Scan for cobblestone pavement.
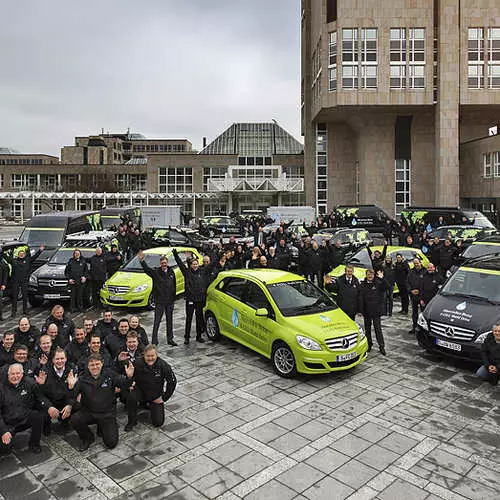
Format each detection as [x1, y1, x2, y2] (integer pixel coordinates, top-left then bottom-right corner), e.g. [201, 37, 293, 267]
[0, 300, 499, 500]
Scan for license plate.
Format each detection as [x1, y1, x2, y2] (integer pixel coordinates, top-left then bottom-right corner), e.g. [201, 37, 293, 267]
[336, 351, 358, 362]
[43, 293, 61, 299]
[436, 338, 462, 351]
[109, 295, 122, 301]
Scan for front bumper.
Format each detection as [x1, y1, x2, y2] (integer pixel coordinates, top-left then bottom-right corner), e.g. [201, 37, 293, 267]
[100, 289, 149, 308]
[295, 338, 369, 374]
[416, 327, 482, 364]
[28, 285, 72, 300]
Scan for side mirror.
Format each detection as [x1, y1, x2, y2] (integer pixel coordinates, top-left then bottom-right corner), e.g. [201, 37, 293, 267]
[255, 308, 269, 317]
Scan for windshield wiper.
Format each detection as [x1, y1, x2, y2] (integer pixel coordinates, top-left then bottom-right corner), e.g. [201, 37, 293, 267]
[442, 291, 498, 305]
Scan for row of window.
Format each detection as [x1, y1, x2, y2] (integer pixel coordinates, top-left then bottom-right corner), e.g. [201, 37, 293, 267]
[316, 124, 328, 215]
[0, 158, 48, 165]
[468, 28, 500, 89]
[158, 167, 193, 194]
[237, 156, 273, 166]
[132, 144, 187, 153]
[483, 152, 500, 178]
[328, 28, 425, 91]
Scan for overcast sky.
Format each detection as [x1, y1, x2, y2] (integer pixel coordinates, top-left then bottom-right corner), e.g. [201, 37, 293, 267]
[0, 0, 301, 156]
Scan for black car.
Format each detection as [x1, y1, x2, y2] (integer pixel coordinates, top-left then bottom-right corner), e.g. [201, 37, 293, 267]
[416, 255, 500, 364]
[314, 227, 372, 249]
[152, 228, 209, 251]
[333, 205, 391, 233]
[427, 225, 498, 246]
[199, 216, 241, 238]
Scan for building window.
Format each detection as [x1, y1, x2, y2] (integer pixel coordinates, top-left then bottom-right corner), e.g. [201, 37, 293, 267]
[77, 199, 88, 210]
[488, 28, 500, 89]
[11, 174, 38, 190]
[342, 28, 377, 90]
[494, 151, 500, 177]
[395, 160, 411, 216]
[52, 199, 64, 211]
[312, 39, 322, 102]
[468, 28, 485, 88]
[40, 175, 57, 190]
[33, 200, 42, 216]
[342, 28, 358, 89]
[342, 65, 358, 89]
[114, 174, 147, 192]
[60, 174, 79, 191]
[282, 165, 304, 178]
[0, 173, 3, 188]
[316, 123, 328, 215]
[409, 28, 425, 88]
[203, 201, 228, 217]
[390, 28, 406, 88]
[203, 167, 227, 190]
[326, 0, 337, 23]
[328, 31, 337, 91]
[11, 200, 24, 220]
[484, 153, 492, 178]
[361, 28, 377, 88]
[158, 167, 192, 193]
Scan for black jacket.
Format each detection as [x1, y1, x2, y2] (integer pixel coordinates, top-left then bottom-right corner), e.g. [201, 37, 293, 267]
[327, 274, 360, 318]
[43, 314, 75, 347]
[406, 267, 425, 297]
[13, 325, 40, 354]
[133, 325, 149, 346]
[358, 277, 388, 317]
[92, 319, 118, 340]
[173, 249, 212, 303]
[40, 363, 76, 407]
[88, 254, 109, 281]
[106, 251, 122, 276]
[0, 258, 9, 287]
[0, 376, 51, 434]
[140, 260, 176, 305]
[74, 368, 132, 418]
[64, 339, 88, 365]
[0, 344, 14, 367]
[439, 245, 456, 271]
[419, 271, 443, 306]
[11, 249, 42, 283]
[134, 357, 177, 402]
[65, 257, 88, 282]
[394, 260, 410, 287]
[105, 333, 127, 359]
[481, 333, 500, 367]
[77, 349, 112, 376]
[367, 245, 387, 272]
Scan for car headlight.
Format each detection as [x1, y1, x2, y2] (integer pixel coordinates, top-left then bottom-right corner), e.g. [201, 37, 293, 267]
[132, 284, 148, 293]
[357, 324, 365, 341]
[475, 331, 491, 344]
[29, 275, 37, 285]
[417, 313, 428, 330]
[296, 335, 322, 351]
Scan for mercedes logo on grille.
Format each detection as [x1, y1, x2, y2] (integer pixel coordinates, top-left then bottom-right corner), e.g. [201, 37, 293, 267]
[342, 338, 350, 349]
[445, 327, 455, 338]
[49, 280, 56, 288]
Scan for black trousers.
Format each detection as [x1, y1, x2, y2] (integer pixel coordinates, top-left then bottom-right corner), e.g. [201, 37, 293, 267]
[91, 280, 104, 309]
[11, 280, 29, 315]
[132, 386, 165, 427]
[397, 283, 409, 313]
[185, 301, 205, 339]
[410, 295, 420, 330]
[71, 409, 119, 449]
[70, 283, 84, 312]
[0, 288, 4, 319]
[119, 388, 141, 425]
[0, 410, 45, 454]
[363, 315, 385, 348]
[152, 303, 174, 344]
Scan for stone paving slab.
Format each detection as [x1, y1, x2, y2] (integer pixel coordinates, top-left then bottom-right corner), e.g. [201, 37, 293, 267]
[0, 301, 499, 499]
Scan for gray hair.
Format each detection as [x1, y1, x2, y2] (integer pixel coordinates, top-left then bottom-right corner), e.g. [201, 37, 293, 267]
[8, 363, 24, 375]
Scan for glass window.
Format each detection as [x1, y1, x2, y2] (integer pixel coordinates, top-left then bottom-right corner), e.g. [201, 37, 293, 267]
[494, 151, 500, 177]
[329, 31, 337, 91]
[158, 167, 192, 193]
[221, 278, 248, 302]
[483, 153, 492, 178]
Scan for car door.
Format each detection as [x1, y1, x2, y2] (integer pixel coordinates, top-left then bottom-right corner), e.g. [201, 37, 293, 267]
[244, 281, 275, 355]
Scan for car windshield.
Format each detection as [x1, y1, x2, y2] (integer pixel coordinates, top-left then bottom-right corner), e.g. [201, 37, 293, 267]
[346, 248, 372, 268]
[462, 244, 500, 260]
[441, 269, 500, 303]
[267, 280, 337, 317]
[463, 211, 496, 229]
[50, 248, 95, 264]
[123, 253, 175, 271]
[101, 216, 122, 229]
[20, 228, 64, 247]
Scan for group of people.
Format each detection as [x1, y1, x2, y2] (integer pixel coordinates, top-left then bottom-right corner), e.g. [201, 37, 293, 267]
[0, 306, 177, 454]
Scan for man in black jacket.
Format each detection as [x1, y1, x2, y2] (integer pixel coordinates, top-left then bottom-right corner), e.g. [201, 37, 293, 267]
[87, 247, 108, 310]
[406, 258, 425, 334]
[0, 363, 58, 454]
[69, 353, 134, 451]
[10, 245, 44, 317]
[77, 335, 112, 376]
[106, 245, 122, 277]
[173, 248, 213, 344]
[419, 263, 443, 310]
[477, 324, 500, 385]
[0, 332, 15, 367]
[65, 249, 88, 313]
[105, 318, 129, 359]
[0, 253, 9, 321]
[43, 305, 75, 347]
[92, 310, 118, 340]
[138, 250, 177, 346]
[358, 269, 388, 355]
[65, 326, 88, 365]
[133, 344, 177, 428]
[324, 265, 359, 320]
[394, 254, 410, 314]
[14, 317, 40, 354]
[0, 345, 40, 380]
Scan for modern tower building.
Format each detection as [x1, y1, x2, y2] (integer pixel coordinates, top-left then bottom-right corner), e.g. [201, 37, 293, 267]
[301, 0, 500, 218]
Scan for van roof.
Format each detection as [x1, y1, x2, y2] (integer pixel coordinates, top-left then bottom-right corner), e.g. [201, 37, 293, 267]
[403, 206, 461, 211]
[25, 211, 100, 227]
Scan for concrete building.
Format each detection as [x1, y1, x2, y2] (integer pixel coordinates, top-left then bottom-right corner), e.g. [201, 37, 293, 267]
[0, 123, 304, 221]
[301, 0, 500, 217]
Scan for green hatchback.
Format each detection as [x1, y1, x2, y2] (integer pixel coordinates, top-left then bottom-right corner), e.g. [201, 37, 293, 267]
[204, 269, 368, 377]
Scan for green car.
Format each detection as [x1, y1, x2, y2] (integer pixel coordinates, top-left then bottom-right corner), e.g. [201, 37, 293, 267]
[327, 245, 429, 294]
[101, 246, 202, 308]
[204, 269, 368, 377]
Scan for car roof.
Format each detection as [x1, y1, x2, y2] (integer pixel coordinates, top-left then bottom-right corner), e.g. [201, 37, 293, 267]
[473, 235, 500, 244]
[461, 255, 500, 271]
[217, 268, 305, 285]
[359, 245, 421, 253]
[143, 246, 198, 255]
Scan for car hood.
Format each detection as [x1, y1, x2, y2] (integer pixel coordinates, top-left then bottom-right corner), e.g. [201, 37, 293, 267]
[424, 294, 500, 334]
[282, 308, 358, 340]
[32, 263, 67, 278]
[329, 265, 366, 282]
[106, 271, 151, 287]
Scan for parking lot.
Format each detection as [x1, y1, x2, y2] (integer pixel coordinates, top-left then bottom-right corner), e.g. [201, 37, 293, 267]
[1, 298, 499, 500]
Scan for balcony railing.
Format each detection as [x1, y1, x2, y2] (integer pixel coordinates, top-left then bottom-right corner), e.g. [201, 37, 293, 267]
[207, 177, 304, 193]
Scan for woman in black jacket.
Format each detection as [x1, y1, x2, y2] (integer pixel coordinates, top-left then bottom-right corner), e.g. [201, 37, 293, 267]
[382, 256, 396, 316]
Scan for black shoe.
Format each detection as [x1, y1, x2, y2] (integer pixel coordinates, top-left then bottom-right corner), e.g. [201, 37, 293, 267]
[196, 337, 205, 343]
[78, 433, 94, 452]
[167, 340, 178, 347]
[29, 444, 42, 454]
[184, 338, 190, 345]
[379, 346, 386, 356]
[124, 421, 137, 432]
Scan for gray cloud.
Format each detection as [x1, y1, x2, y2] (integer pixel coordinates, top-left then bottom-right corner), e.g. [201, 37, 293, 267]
[0, 0, 301, 155]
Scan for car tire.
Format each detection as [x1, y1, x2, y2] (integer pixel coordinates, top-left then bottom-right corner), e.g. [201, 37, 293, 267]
[271, 341, 297, 378]
[147, 293, 156, 310]
[28, 295, 44, 307]
[205, 312, 221, 341]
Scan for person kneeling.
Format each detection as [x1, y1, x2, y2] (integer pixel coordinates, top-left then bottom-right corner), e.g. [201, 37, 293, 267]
[476, 324, 500, 386]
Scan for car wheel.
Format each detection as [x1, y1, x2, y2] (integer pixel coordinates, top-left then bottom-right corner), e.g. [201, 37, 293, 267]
[28, 295, 44, 307]
[271, 341, 297, 378]
[205, 312, 221, 341]
[147, 293, 155, 310]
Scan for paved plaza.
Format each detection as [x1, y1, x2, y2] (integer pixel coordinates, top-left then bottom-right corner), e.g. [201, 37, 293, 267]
[0, 301, 499, 500]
